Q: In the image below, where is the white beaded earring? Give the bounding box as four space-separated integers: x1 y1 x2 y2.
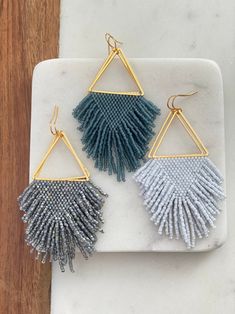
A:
134 92 225 249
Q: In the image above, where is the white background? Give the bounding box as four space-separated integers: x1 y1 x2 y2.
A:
51 1 235 313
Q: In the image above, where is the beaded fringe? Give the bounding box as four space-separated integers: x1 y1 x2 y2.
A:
18 180 107 272
73 92 160 181
134 157 225 248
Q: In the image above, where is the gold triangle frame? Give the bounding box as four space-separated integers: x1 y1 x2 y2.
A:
148 109 208 159
33 131 90 181
88 48 144 96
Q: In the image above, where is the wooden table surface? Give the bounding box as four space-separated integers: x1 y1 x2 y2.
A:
0 1 60 313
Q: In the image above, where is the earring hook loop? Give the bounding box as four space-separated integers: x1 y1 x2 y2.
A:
167 91 198 111
49 105 59 135
105 33 123 53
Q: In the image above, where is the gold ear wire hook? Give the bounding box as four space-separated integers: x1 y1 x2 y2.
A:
167 95 177 110
34 105 90 181
49 105 59 135
167 91 198 111
88 34 143 95
149 90 208 159
105 33 123 54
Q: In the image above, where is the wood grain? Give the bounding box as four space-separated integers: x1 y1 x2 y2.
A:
0 1 60 313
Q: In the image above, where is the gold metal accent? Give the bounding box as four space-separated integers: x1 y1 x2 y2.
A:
88 34 144 96
148 92 209 159
33 107 90 181
49 105 59 135
105 33 123 54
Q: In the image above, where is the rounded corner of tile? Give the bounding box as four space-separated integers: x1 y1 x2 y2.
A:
199 59 222 79
33 58 60 76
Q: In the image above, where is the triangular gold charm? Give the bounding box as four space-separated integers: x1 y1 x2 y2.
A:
33 131 89 181
88 48 144 96
148 109 208 158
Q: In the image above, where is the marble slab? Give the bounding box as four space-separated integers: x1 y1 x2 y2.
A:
31 58 226 253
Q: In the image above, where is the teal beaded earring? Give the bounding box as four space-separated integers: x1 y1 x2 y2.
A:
73 33 160 182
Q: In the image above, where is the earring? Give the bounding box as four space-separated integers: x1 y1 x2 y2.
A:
73 33 160 182
134 92 225 249
18 106 107 272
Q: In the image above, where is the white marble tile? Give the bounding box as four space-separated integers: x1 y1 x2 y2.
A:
31 58 226 253
50 0 235 313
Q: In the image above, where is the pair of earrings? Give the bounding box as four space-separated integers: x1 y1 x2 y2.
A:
18 34 224 272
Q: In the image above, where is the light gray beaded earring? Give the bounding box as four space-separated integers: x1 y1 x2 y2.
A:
134 92 225 249
18 106 107 272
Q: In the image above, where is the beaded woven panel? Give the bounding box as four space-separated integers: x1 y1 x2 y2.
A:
73 92 160 181
134 157 225 249
18 180 107 271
